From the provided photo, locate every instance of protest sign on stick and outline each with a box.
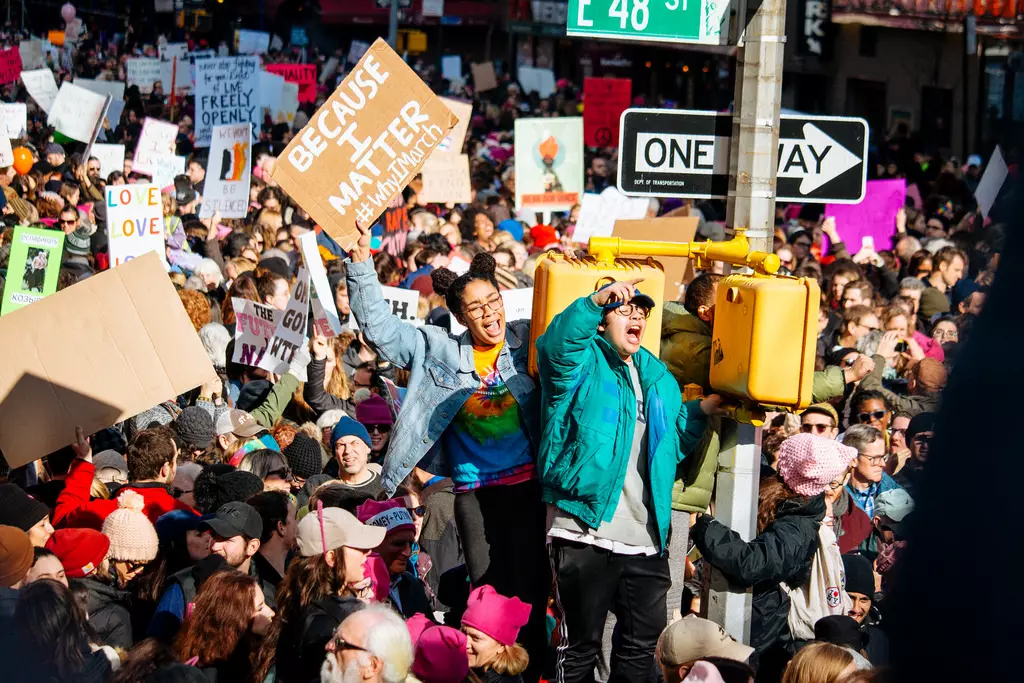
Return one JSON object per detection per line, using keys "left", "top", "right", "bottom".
{"left": 231, "top": 298, "right": 282, "bottom": 370}
{"left": 195, "top": 56, "right": 259, "bottom": 147}
{"left": 20, "top": 68, "right": 58, "bottom": 113}
{"left": 266, "top": 63, "right": 317, "bottom": 103}
{"left": 419, "top": 153, "right": 473, "bottom": 204}
{"left": 1, "top": 103, "right": 26, "bottom": 139}
{"left": 133, "top": 117, "right": 178, "bottom": 176}
{"left": 105, "top": 184, "right": 168, "bottom": 268}
{"left": 298, "top": 230, "right": 342, "bottom": 337}
{"left": 1, "top": 227, "right": 66, "bottom": 315}
{"left": 270, "top": 38, "right": 457, "bottom": 250}
{"left": 48, "top": 82, "right": 109, "bottom": 143}
{"left": 201, "top": 124, "right": 252, "bottom": 219}
{"left": 258, "top": 268, "right": 311, "bottom": 377}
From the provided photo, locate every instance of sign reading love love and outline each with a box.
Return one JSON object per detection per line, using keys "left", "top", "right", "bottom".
{"left": 105, "top": 184, "right": 168, "bottom": 268}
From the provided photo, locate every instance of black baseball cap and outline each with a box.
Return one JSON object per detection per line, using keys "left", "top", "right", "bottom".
{"left": 199, "top": 501, "right": 263, "bottom": 540}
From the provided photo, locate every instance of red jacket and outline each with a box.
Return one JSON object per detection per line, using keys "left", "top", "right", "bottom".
{"left": 53, "top": 459, "right": 196, "bottom": 529}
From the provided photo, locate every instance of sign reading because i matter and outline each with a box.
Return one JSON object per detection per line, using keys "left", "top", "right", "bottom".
{"left": 195, "top": 56, "right": 259, "bottom": 147}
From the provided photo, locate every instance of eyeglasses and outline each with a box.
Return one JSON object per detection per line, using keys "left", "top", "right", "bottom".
{"left": 464, "top": 294, "right": 503, "bottom": 320}
{"left": 407, "top": 505, "right": 426, "bottom": 518}
{"left": 839, "top": 357, "right": 858, "bottom": 369}
{"left": 59, "top": 218, "right": 77, "bottom": 225}
{"left": 856, "top": 410, "right": 888, "bottom": 423}
{"left": 611, "top": 303, "right": 652, "bottom": 319}
{"left": 366, "top": 424, "right": 392, "bottom": 434}
{"left": 120, "top": 559, "right": 148, "bottom": 573}
{"left": 858, "top": 454, "right": 889, "bottom": 465}
{"left": 266, "top": 467, "right": 293, "bottom": 482}
{"left": 171, "top": 487, "right": 193, "bottom": 499}
{"left": 331, "top": 636, "right": 369, "bottom": 654}
{"left": 827, "top": 478, "right": 848, "bottom": 490}
{"left": 800, "top": 423, "right": 833, "bottom": 435}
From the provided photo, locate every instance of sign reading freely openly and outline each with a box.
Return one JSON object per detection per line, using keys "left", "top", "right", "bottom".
{"left": 21, "top": 68, "right": 59, "bottom": 113}
{"left": 618, "top": 108, "right": 869, "bottom": 203}
{"left": 298, "top": 230, "right": 342, "bottom": 337}
{"left": 259, "top": 268, "right": 311, "bottom": 376}
{"left": 583, "top": 77, "right": 631, "bottom": 147}
{"left": 201, "top": 124, "right": 252, "bottom": 219}
{"left": 514, "top": 117, "right": 584, "bottom": 210}
{"left": 133, "top": 117, "right": 179, "bottom": 176}
{"left": 231, "top": 297, "right": 282, "bottom": 369}
{"left": 567, "top": 0, "right": 730, "bottom": 45}
{"left": 266, "top": 63, "right": 317, "bottom": 103}
{"left": 1, "top": 103, "right": 27, "bottom": 139}
{"left": 1, "top": 226, "right": 65, "bottom": 315}
{"left": 270, "top": 38, "right": 457, "bottom": 249}
{"left": 0, "top": 46, "right": 22, "bottom": 85}
{"left": 419, "top": 153, "right": 473, "bottom": 204}
{"left": 105, "top": 184, "right": 168, "bottom": 268}
{"left": 49, "top": 83, "right": 109, "bottom": 143}
{"left": 195, "top": 56, "right": 259, "bottom": 147}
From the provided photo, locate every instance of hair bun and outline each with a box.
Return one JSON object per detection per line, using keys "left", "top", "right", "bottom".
{"left": 469, "top": 252, "right": 496, "bottom": 277}
{"left": 430, "top": 267, "right": 458, "bottom": 297}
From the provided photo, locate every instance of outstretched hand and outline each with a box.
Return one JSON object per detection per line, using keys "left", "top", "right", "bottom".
{"left": 72, "top": 426, "right": 92, "bottom": 462}
{"left": 350, "top": 220, "right": 373, "bottom": 263}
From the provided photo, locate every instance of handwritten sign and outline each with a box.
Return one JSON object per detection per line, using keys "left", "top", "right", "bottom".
{"left": 133, "top": 117, "right": 179, "bottom": 176}
{"left": 200, "top": 124, "right": 252, "bottom": 219}
{"left": 583, "top": 77, "right": 631, "bottom": 147}
{"left": 126, "top": 58, "right": 163, "bottom": 93}
{"left": 231, "top": 297, "right": 283, "bottom": 370}
{"left": 49, "top": 82, "right": 108, "bottom": 143}
{"left": 1, "top": 103, "right": 27, "bottom": 139}
{"left": 0, "top": 47, "right": 22, "bottom": 85}
{"left": 18, "top": 40, "right": 44, "bottom": 70}
{"left": 76, "top": 78, "right": 126, "bottom": 101}
{"left": 266, "top": 63, "right": 317, "bottom": 104}
{"left": 195, "top": 56, "right": 259, "bottom": 147}
{"left": 152, "top": 154, "right": 186, "bottom": 189}
{"left": 105, "top": 184, "right": 168, "bottom": 268}
{"left": 91, "top": 143, "right": 125, "bottom": 179}
{"left": 21, "top": 68, "right": 58, "bottom": 113}
{"left": 1, "top": 227, "right": 65, "bottom": 315}
{"left": 270, "top": 38, "right": 457, "bottom": 249}
{"left": 272, "top": 81, "right": 299, "bottom": 125}
{"left": 258, "top": 268, "right": 311, "bottom": 376}
{"left": 299, "top": 231, "right": 342, "bottom": 337}
{"left": 419, "top": 153, "right": 473, "bottom": 204}
{"left": 235, "top": 29, "right": 271, "bottom": 55}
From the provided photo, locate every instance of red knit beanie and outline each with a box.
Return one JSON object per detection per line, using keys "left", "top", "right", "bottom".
{"left": 46, "top": 528, "right": 110, "bottom": 579}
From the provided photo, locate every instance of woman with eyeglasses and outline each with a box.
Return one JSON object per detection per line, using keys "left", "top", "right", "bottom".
{"left": 346, "top": 220, "right": 548, "bottom": 681}
{"left": 238, "top": 448, "right": 294, "bottom": 493}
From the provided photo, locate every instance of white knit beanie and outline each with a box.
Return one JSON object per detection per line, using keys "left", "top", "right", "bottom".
{"left": 101, "top": 490, "right": 159, "bottom": 562}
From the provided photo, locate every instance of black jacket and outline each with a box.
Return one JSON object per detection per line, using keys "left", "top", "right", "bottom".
{"left": 82, "top": 576, "right": 135, "bottom": 650}
{"left": 474, "top": 668, "right": 524, "bottom": 683}
{"left": 275, "top": 597, "right": 365, "bottom": 683}
{"left": 691, "top": 494, "right": 826, "bottom": 655}
{"left": 302, "top": 357, "right": 356, "bottom": 419}
{"left": 386, "top": 571, "right": 435, "bottom": 621}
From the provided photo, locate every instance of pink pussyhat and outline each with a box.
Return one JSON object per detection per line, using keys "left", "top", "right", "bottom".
{"left": 776, "top": 433, "right": 857, "bottom": 496}
{"left": 413, "top": 624, "right": 470, "bottom": 683}
{"left": 461, "top": 585, "right": 531, "bottom": 647}
{"left": 356, "top": 498, "right": 415, "bottom": 536}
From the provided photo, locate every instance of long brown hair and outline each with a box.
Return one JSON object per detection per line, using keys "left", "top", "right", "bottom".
{"left": 222, "top": 271, "right": 261, "bottom": 326}
{"left": 175, "top": 571, "right": 257, "bottom": 667}
{"left": 758, "top": 476, "right": 808, "bottom": 533}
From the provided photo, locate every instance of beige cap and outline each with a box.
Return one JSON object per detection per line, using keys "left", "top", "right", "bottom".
{"left": 657, "top": 615, "right": 754, "bottom": 667}
{"left": 297, "top": 506, "right": 386, "bottom": 557}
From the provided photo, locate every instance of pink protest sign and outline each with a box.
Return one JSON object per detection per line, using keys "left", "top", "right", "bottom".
{"left": 826, "top": 178, "right": 906, "bottom": 252}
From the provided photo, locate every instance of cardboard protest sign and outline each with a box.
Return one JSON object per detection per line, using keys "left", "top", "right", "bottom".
{"left": 266, "top": 63, "right": 317, "bottom": 104}
{"left": 419, "top": 153, "right": 473, "bottom": 204}
{"left": 231, "top": 297, "right": 282, "bottom": 369}
{"left": 49, "top": 82, "right": 109, "bottom": 143}
{"left": 126, "top": 58, "right": 163, "bottom": 93}
{"left": 347, "top": 286, "right": 422, "bottom": 332}
{"left": 200, "top": 124, "right": 252, "bottom": 219}
{"left": 260, "top": 70, "right": 285, "bottom": 111}
{"left": 437, "top": 97, "right": 472, "bottom": 154}
{"left": 572, "top": 187, "right": 651, "bottom": 244}
{"left": 298, "top": 230, "right": 342, "bottom": 337}
{"left": 18, "top": 40, "right": 44, "bottom": 70}
{"left": 613, "top": 216, "right": 700, "bottom": 299}
{"left": 92, "top": 143, "right": 125, "bottom": 179}
{"left": 975, "top": 146, "right": 1008, "bottom": 218}
{"left": 133, "top": 117, "right": 179, "bottom": 176}
{"left": 105, "top": 184, "right": 168, "bottom": 268}
{"left": 825, "top": 179, "right": 906, "bottom": 252}
{"left": 348, "top": 40, "right": 370, "bottom": 65}
{"left": 195, "top": 56, "right": 259, "bottom": 147}
{"left": 470, "top": 62, "right": 498, "bottom": 92}
{"left": 1, "top": 103, "right": 26, "bottom": 139}
{"left": 0, "top": 251, "right": 215, "bottom": 467}
{"left": 583, "top": 77, "right": 631, "bottom": 148}
{"left": 518, "top": 66, "right": 555, "bottom": 98}
{"left": 0, "top": 46, "right": 22, "bottom": 85}
{"left": 450, "top": 288, "right": 533, "bottom": 334}
{"left": 514, "top": 117, "right": 583, "bottom": 211}
{"left": 235, "top": 29, "right": 271, "bottom": 55}
{"left": 270, "top": 38, "right": 458, "bottom": 250}
{"left": 1, "top": 226, "right": 65, "bottom": 315}
{"left": 76, "top": 78, "right": 126, "bottom": 101}
{"left": 152, "top": 154, "right": 185, "bottom": 189}
{"left": 21, "top": 68, "right": 58, "bottom": 113}
{"left": 258, "top": 268, "right": 311, "bottom": 377}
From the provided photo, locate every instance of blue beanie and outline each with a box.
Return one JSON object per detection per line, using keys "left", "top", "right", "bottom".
{"left": 331, "top": 415, "right": 371, "bottom": 451}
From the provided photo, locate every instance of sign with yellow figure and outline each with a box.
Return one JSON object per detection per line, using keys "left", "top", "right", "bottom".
{"left": 201, "top": 123, "right": 252, "bottom": 219}
{"left": 514, "top": 117, "right": 584, "bottom": 211}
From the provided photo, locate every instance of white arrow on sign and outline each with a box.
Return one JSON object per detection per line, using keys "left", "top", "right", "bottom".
{"left": 777, "top": 123, "right": 860, "bottom": 194}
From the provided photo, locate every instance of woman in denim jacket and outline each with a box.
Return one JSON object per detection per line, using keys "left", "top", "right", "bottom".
{"left": 346, "top": 222, "right": 548, "bottom": 681}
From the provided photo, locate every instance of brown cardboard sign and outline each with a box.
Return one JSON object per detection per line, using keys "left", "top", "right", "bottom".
{"left": 612, "top": 216, "right": 700, "bottom": 301}
{"left": 418, "top": 153, "right": 473, "bottom": 204}
{"left": 470, "top": 62, "right": 498, "bottom": 92}
{"left": 271, "top": 38, "right": 457, "bottom": 250}
{"left": 0, "top": 252, "right": 215, "bottom": 467}
{"left": 437, "top": 97, "right": 473, "bottom": 155}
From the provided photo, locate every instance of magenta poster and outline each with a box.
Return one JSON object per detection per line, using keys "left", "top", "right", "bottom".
{"left": 825, "top": 179, "right": 906, "bottom": 252}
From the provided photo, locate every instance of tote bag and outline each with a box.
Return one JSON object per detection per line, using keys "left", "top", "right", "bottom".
{"left": 782, "top": 523, "right": 853, "bottom": 640}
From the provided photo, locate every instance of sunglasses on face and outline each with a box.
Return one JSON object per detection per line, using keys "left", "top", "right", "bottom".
{"left": 800, "top": 423, "right": 833, "bottom": 435}
{"left": 366, "top": 424, "right": 391, "bottom": 434}
{"left": 59, "top": 218, "right": 77, "bottom": 225}
{"left": 330, "top": 636, "right": 369, "bottom": 654}
{"left": 857, "top": 410, "right": 887, "bottom": 423}
{"left": 266, "top": 467, "right": 293, "bottom": 481}
{"left": 407, "top": 505, "right": 426, "bottom": 518}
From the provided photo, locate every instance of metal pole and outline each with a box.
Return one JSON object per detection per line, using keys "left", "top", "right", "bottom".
{"left": 388, "top": 0, "right": 399, "bottom": 49}
{"left": 705, "top": 0, "right": 786, "bottom": 645}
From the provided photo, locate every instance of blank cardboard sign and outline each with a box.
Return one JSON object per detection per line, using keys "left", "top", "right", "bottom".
{"left": 612, "top": 216, "right": 700, "bottom": 301}
{"left": 0, "top": 252, "right": 215, "bottom": 467}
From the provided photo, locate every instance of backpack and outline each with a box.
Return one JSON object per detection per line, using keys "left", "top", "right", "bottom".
{"left": 782, "top": 522, "right": 853, "bottom": 640}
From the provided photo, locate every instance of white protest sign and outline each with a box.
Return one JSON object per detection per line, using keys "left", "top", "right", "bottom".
{"left": 152, "top": 154, "right": 186, "bottom": 189}
{"left": 231, "top": 297, "right": 284, "bottom": 370}
{"left": 76, "top": 78, "right": 125, "bottom": 101}
{"left": 195, "top": 56, "right": 260, "bottom": 147}
{"left": 236, "top": 29, "right": 271, "bottom": 55}
{"left": 21, "top": 68, "right": 58, "bottom": 113}
{"left": 161, "top": 58, "right": 193, "bottom": 95}
{"left": 258, "top": 268, "right": 311, "bottom": 377}
{"left": 975, "top": 146, "right": 1008, "bottom": 218}
{"left": 319, "top": 57, "right": 340, "bottom": 85}
{"left": 449, "top": 288, "right": 534, "bottom": 334}
{"left": 1, "top": 103, "right": 27, "bottom": 139}
{"left": 160, "top": 42, "right": 189, "bottom": 64}
{"left": 49, "top": 82, "right": 108, "bottom": 142}
{"left": 347, "top": 286, "right": 422, "bottom": 333}
{"left": 298, "top": 230, "right": 342, "bottom": 337}
{"left": 0, "top": 135, "right": 12, "bottom": 167}
{"left": 133, "top": 117, "right": 179, "bottom": 176}
{"left": 272, "top": 81, "right": 299, "bottom": 125}
{"left": 572, "top": 187, "right": 652, "bottom": 244}
{"left": 419, "top": 153, "right": 473, "bottom": 204}
{"left": 441, "top": 55, "right": 462, "bottom": 84}
{"left": 18, "top": 40, "right": 44, "bottom": 70}
{"left": 260, "top": 70, "right": 285, "bottom": 111}
{"left": 200, "top": 124, "right": 252, "bottom": 219}
{"left": 518, "top": 66, "right": 556, "bottom": 98}
{"left": 348, "top": 40, "right": 370, "bottom": 65}
{"left": 126, "top": 58, "right": 163, "bottom": 93}
{"left": 105, "top": 184, "right": 168, "bottom": 268}
{"left": 91, "top": 143, "right": 125, "bottom": 179}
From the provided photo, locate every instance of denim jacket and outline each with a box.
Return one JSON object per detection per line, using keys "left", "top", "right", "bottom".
{"left": 346, "top": 258, "right": 541, "bottom": 495}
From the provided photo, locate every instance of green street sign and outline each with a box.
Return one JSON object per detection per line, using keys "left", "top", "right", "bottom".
{"left": 566, "top": 0, "right": 731, "bottom": 45}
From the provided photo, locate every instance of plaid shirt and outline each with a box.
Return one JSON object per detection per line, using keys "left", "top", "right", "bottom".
{"left": 847, "top": 481, "right": 881, "bottom": 518}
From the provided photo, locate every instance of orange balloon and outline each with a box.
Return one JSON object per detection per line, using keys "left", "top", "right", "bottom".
{"left": 12, "top": 147, "right": 33, "bottom": 175}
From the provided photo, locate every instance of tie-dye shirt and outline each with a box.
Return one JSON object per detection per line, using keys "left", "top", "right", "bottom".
{"left": 443, "top": 343, "right": 535, "bottom": 492}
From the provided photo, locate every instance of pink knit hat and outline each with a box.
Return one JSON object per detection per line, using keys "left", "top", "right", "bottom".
{"left": 412, "top": 624, "right": 469, "bottom": 683}
{"left": 776, "top": 433, "right": 857, "bottom": 496}
{"left": 356, "top": 394, "right": 393, "bottom": 426}
{"left": 461, "top": 585, "right": 531, "bottom": 647}
{"left": 356, "top": 499, "right": 415, "bottom": 536}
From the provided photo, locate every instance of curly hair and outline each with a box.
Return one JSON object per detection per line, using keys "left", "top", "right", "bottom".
{"left": 178, "top": 288, "right": 212, "bottom": 331}
{"left": 757, "top": 475, "right": 807, "bottom": 533}
{"left": 35, "top": 190, "right": 66, "bottom": 218}
{"left": 430, "top": 252, "right": 499, "bottom": 318}
{"left": 175, "top": 571, "right": 258, "bottom": 669}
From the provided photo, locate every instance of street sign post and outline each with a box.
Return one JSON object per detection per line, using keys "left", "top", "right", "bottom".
{"left": 618, "top": 108, "right": 868, "bottom": 203}
{"left": 567, "top": 0, "right": 731, "bottom": 45}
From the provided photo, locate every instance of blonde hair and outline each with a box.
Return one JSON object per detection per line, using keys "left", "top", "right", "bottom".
{"left": 782, "top": 642, "right": 855, "bottom": 683}
{"left": 490, "top": 643, "right": 529, "bottom": 677}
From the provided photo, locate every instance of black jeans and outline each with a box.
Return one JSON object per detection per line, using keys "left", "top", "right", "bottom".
{"left": 551, "top": 539, "right": 670, "bottom": 683}
{"left": 454, "top": 479, "right": 551, "bottom": 683}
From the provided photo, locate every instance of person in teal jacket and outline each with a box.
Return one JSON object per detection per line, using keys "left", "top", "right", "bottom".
{"left": 536, "top": 278, "right": 724, "bottom": 683}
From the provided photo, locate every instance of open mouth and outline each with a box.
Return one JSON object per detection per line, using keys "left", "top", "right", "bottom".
{"left": 626, "top": 324, "right": 642, "bottom": 345}
{"left": 482, "top": 319, "right": 501, "bottom": 336}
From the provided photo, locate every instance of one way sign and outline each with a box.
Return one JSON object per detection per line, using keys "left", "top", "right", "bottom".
{"left": 618, "top": 109, "right": 868, "bottom": 204}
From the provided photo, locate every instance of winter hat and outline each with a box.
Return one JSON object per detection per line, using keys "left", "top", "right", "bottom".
{"left": 777, "top": 433, "right": 857, "bottom": 497}
{"left": 194, "top": 469, "right": 265, "bottom": 515}
{"left": 331, "top": 415, "right": 371, "bottom": 451}
{"left": 175, "top": 406, "right": 216, "bottom": 451}
{"left": 236, "top": 380, "right": 273, "bottom": 412}
{"left": 154, "top": 509, "right": 203, "bottom": 546}
{"left": 46, "top": 528, "right": 110, "bottom": 579}
{"left": 356, "top": 394, "right": 394, "bottom": 426}
{"left": 284, "top": 433, "right": 324, "bottom": 480}
{"left": 841, "top": 553, "right": 874, "bottom": 597}
{"left": 461, "top": 585, "right": 531, "bottom": 647}
{"left": 132, "top": 402, "right": 178, "bottom": 435}
{"left": 530, "top": 224, "right": 559, "bottom": 250}
{"left": 0, "top": 483, "right": 50, "bottom": 532}
{"left": 0, "top": 525, "right": 33, "bottom": 587}
{"left": 65, "top": 226, "right": 93, "bottom": 256}
{"left": 412, "top": 623, "right": 470, "bottom": 683}
{"left": 101, "top": 490, "right": 160, "bottom": 562}
{"left": 407, "top": 612, "right": 434, "bottom": 644}
{"left": 906, "top": 412, "right": 937, "bottom": 440}
{"left": 814, "top": 615, "right": 867, "bottom": 651}
{"left": 356, "top": 499, "right": 415, "bottom": 536}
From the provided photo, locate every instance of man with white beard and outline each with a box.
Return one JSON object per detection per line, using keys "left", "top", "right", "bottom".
{"left": 321, "top": 604, "right": 413, "bottom": 683}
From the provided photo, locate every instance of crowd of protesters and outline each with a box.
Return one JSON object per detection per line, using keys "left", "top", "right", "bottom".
{"left": 0, "top": 11, "right": 1009, "bottom": 683}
